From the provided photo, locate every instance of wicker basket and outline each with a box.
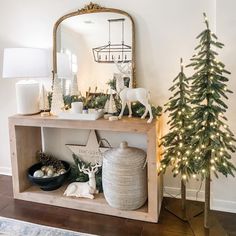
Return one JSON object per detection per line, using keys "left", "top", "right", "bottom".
{"left": 102, "top": 141, "right": 147, "bottom": 210}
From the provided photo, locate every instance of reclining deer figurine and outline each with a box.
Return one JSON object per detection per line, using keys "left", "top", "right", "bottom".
{"left": 115, "top": 73, "right": 153, "bottom": 123}
{"left": 64, "top": 162, "right": 101, "bottom": 199}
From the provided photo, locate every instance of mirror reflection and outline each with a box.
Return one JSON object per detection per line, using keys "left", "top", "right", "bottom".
{"left": 56, "top": 12, "right": 133, "bottom": 96}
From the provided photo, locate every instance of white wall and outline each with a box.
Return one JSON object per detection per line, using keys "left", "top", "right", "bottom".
{"left": 0, "top": 0, "right": 235, "bottom": 213}
{"left": 211, "top": 0, "right": 236, "bottom": 212}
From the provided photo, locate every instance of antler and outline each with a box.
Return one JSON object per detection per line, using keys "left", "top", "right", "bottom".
{"left": 113, "top": 58, "right": 131, "bottom": 76}
{"left": 78, "top": 164, "right": 90, "bottom": 175}
{"left": 90, "top": 162, "right": 102, "bottom": 173}
{"left": 114, "top": 73, "right": 125, "bottom": 93}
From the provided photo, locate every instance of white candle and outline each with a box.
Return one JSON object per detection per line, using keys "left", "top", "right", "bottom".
{"left": 71, "top": 102, "right": 83, "bottom": 113}
{"left": 15, "top": 80, "right": 40, "bottom": 115}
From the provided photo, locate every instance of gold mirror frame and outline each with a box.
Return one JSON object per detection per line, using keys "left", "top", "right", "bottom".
{"left": 52, "top": 2, "right": 136, "bottom": 87}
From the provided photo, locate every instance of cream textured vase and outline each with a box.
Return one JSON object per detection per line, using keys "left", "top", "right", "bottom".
{"left": 102, "top": 141, "right": 147, "bottom": 211}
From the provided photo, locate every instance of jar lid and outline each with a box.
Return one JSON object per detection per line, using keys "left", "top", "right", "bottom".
{"left": 103, "top": 141, "right": 146, "bottom": 165}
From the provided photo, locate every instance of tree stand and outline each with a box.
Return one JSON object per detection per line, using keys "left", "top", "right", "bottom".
{"left": 188, "top": 176, "right": 227, "bottom": 235}
{"left": 165, "top": 180, "right": 203, "bottom": 222}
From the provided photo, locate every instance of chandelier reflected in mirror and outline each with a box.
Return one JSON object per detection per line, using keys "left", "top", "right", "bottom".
{"left": 92, "top": 18, "right": 132, "bottom": 63}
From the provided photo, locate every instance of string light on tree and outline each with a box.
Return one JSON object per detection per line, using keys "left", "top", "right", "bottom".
{"left": 159, "top": 58, "right": 198, "bottom": 220}
{"left": 182, "top": 174, "right": 187, "bottom": 180}
{"left": 187, "top": 12, "right": 236, "bottom": 229}
{"left": 160, "top": 58, "right": 196, "bottom": 179}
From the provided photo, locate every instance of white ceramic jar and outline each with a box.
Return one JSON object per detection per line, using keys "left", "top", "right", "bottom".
{"left": 15, "top": 80, "right": 40, "bottom": 115}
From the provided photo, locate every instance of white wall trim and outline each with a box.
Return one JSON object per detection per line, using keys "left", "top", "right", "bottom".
{"left": 212, "top": 199, "right": 236, "bottom": 214}
{"left": 0, "top": 167, "right": 12, "bottom": 176}
{"left": 164, "top": 186, "right": 204, "bottom": 202}
{"left": 164, "top": 186, "right": 236, "bottom": 213}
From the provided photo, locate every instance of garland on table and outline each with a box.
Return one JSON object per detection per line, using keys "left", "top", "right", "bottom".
{"left": 48, "top": 92, "right": 108, "bottom": 111}
{"left": 49, "top": 91, "right": 162, "bottom": 118}
{"left": 48, "top": 78, "right": 162, "bottom": 118}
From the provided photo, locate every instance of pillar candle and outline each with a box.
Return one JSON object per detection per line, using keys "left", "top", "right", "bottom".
{"left": 71, "top": 102, "right": 83, "bottom": 113}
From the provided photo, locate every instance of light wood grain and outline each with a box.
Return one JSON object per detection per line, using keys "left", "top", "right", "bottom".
{"left": 147, "top": 125, "right": 159, "bottom": 222}
{"left": 9, "top": 115, "right": 155, "bottom": 133}
{"left": 157, "top": 115, "right": 164, "bottom": 213}
{"left": 14, "top": 185, "right": 156, "bottom": 222}
{"left": 9, "top": 123, "right": 42, "bottom": 195}
{"left": 8, "top": 115, "right": 162, "bottom": 222}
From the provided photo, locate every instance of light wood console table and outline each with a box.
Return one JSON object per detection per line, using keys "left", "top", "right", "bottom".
{"left": 8, "top": 115, "right": 163, "bottom": 222}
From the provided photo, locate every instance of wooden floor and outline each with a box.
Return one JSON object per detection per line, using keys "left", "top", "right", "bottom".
{"left": 0, "top": 175, "right": 235, "bottom": 236}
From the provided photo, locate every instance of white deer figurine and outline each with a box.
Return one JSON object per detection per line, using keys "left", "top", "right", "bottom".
{"left": 115, "top": 73, "right": 153, "bottom": 123}
{"left": 64, "top": 163, "right": 101, "bottom": 199}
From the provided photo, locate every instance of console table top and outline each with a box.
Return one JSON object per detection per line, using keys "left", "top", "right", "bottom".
{"left": 9, "top": 114, "right": 157, "bottom": 133}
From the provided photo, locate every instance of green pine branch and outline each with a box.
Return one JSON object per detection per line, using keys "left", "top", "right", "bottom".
{"left": 187, "top": 13, "right": 236, "bottom": 178}
{"left": 160, "top": 59, "right": 197, "bottom": 180}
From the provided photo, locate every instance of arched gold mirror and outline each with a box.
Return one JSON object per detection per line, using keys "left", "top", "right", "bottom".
{"left": 52, "top": 2, "right": 135, "bottom": 96}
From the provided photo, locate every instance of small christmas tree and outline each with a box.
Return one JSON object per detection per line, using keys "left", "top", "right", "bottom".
{"left": 39, "top": 84, "right": 49, "bottom": 111}
{"left": 70, "top": 74, "right": 81, "bottom": 96}
{"left": 104, "top": 89, "right": 117, "bottom": 114}
{"left": 187, "top": 13, "right": 236, "bottom": 229}
{"left": 50, "top": 74, "right": 64, "bottom": 115}
{"left": 160, "top": 59, "right": 197, "bottom": 220}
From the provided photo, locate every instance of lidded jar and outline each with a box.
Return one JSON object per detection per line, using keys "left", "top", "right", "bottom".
{"left": 102, "top": 141, "right": 147, "bottom": 210}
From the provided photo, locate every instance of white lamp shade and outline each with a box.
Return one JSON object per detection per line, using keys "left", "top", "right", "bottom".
{"left": 57, "top": 52, "right": 72, "bottom": 79}
{"left": 2, "top": 48, "right": 51, "bottom": 78}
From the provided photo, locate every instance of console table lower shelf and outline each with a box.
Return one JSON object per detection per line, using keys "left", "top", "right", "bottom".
{"left": 15, "top": 185, "right": 150, "bottom": 222}
{"left": 9, "top": 115, "right": 163, "bottom": 223}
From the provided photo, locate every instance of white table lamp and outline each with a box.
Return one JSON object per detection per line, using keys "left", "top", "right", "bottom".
{"left": 2, "top": 48, "right": 51, "bottom": 115}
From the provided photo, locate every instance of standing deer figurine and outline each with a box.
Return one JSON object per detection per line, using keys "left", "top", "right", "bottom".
{"left": 115, "top": 73, "right": 153, "bottom": 123}
{"left": 64, "top": 162, "right": 101, "bottom": 199}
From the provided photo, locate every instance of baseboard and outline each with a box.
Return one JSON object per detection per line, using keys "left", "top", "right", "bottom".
{"left": 164, "top": 186, "right": 205, "bottom": 202}
{"left": 0, "top": 167, "right": 12, "bottom": 176}
{"left": 164, "top": 186, "right": 236, "bottom": 213}
{"left": 212, "top": 199, "right": 236, "bottom": 214}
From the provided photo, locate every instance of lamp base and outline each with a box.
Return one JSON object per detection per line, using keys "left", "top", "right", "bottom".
{"left": 18, "top": 111, "right": 41, "bottom": 116}
{"left": 189, "top": 212, "right": 227, "bottom": 236}
{"left": 16, "top": 80, "right": 40, "bottom": 115}
{"left": 40, "top": 111, "right": 50, "bottom": 117}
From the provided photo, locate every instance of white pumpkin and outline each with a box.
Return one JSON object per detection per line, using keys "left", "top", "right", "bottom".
{"left": 33, "top": 170, "right": 44, "bottom": 178}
